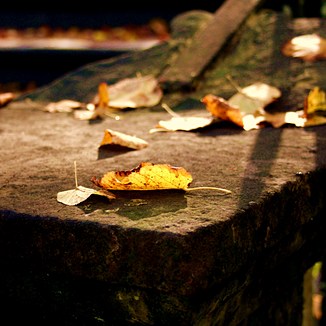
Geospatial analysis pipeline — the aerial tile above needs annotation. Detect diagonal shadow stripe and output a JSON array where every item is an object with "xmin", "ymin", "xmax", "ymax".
[{"xmin": 238, "ymin": 128, "xmax": 283, "ymax": 208}]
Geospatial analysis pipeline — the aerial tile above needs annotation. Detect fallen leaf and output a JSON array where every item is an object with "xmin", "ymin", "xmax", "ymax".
[
  {"xmin": 228, "ymin": 82, "xmax": 282, "ymax": 114},
  {"xmin": 44, "ymin": 76, "xmax": 162, "ymax": 122},
  {"xmin": 0, "ymin": 92, "xmax": 15, "ymax": 108},
  {"xmin": 150, "ymin": 102, "xmax": 216, "ymax": 133},
  {"xmin": 263, "ymin": 110, "xmax": 306, "ymax": 128},
  {"xmin": 302, "ymin": 87, "xmax": 326, "ymax": 127},
  {"xmin": 202, "ymin": 82, "xmax": 282, "ymax": 130},
  {"xmin": 304, "ymin": 114, "xmax": 326, "ymax": 127},
  {"xmin": 282, "ymin": 34, "xmax": 326, "ymax": 62},
  {"xmin": 202, "ymin": 94, "xmax": 245, "ymax": 128},
  {"xmin": 92, "ymin": 162, "xmax": 232, "ymax": 194},
  {"xmin": 304, "ymin": 87, "xmax": 326, "ymax": 117},
  {"xmin": 202, "ymin": 83, "xmax": 326, "ymax": 129},
  {"xmin": 98, "ymin": 81, "xmax": 110, "ymax": 108},
  {"xmin": 57, "ymin": 161, "xmax": 116, "ymax": 206},
  {"xmin": 57, "ymin": 185, "xmax": 116, "ymax": 206},
  {"xmin": 150, "ymin": 116, "xmax": 216, "ymax": 133},
  {"xmin": 93, "ymin": 74, "xmax": 163, "ymax": 109},
  {"xmin": 44, "ymin": 99, "xmax": 83, "ymax": 113},
  {"xmin": 99, "ymin": 128, "xmax": 149, "ymax": 149},
  {"xmin": 74, "ymin": 83, "xmax": 119, "ymax": 120},
  {"xmin": 73, "ymin": 108, "xmax": 100, "ymax": 120},
  {"xmin": 92, "ymin": 162, "xmax": 193, "ymax": 190}
]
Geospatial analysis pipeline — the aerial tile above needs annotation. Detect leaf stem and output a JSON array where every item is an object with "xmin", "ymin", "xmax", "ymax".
[
  {"xmin": 161, "ymin": 103, "xmax": 180, "ymax": 117},
  {"xmin": 186, "ymin": 186, "xmax": 232, "ymax": 194},
  {"xmin": 225, "ymin": 74, "xmax": 262, "ymax": 104},
  {"xmin": 74, "ymin": 161, "xmax": 78, "ymax": 188},
  {"xmin": 225, "ymin": 74, "xmax": 243, "ymax": 93}
]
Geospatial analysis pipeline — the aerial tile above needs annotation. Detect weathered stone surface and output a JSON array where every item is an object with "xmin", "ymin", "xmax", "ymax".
[{"xmin": 0, "ymin": 9, "xmax": 326, "ymax": 325}]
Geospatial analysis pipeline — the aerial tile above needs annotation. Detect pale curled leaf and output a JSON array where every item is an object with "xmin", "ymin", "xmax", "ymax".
[
  {"xmin": 282, "ymin": 34, "xmax": 326, "ymax": 62},
  {"xmin": 57, "ymin": 161, "xmax": 115, "ymax": 205},
  {"xmin": 228, "ymin": 82, "xmax": 281, "ymax": 114},
  {"xmin": 150, "ymin": 116, "xmax": 216, "ymax": 133},
  {"xmin": 57, "ymin": 185, "xmax": 116, "ymax": 206},
  {"xmin": 99, "ymin": 129, "xmax": 149, "ymax": 149},
  {"xmin": 44, "ymin": 99, "xmax": 83, "ymax": 113},
  {"xmin": 74, "ymin": 109, "xmax": 100, "ymax": 120}
]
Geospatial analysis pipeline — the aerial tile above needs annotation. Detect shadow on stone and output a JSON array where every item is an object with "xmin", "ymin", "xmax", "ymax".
[
  {"xmin": 78, "ymin": 190, "xmax": 188, "ymax": 220},
  {"xmin": 97, "ymin": 145, "xmax": 136, "ymax": 160}
]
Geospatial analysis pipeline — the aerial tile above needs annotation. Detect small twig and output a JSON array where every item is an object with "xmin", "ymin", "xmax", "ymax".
[
  {"xmin": 104, "ymin": 110, "xmax": 121, "ymax": 120},
  {"xmin": 186, "ymin": 186, "xmax": 232, "ymax": 195}
]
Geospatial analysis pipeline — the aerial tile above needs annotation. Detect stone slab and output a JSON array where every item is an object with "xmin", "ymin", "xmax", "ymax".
[{"xmin": 0, "ymin": 9, "xmax": 326, "ymax": 325}]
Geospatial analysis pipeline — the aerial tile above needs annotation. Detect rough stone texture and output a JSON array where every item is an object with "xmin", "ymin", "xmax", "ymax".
[{"xmin": 0, "ymin": 9, "xmax": 326, "ymax": 325}]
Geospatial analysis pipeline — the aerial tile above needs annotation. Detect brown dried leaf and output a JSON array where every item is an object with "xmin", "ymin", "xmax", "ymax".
[
  {"xmin": 201, "ymin": 94, "xmax": 245, "ymax": 128},
  {"xmin": 99, "ymin": 128, "xmax": 149, "ymax": 149},
  {"xmin": 98, "ymin": 82, "xmax": 110, "ymax": 108},
  {"xmin": 202, "ymin": 83, "xmax": 282, "ymax": 130},
  {"xmin": 74, "ymin": 83, "xmax": 120, "ymax": 120}
]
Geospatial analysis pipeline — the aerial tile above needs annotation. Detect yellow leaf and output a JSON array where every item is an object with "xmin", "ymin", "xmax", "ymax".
[
  {"xmin": 92, "ymin": 162, "xmax": 232, "ymax": 194},
  {"xmin": 92, "ymin": 162, "xmax": 193, "ymax": 190},
  {"xmin": 304, "ymin": 87, "xmax": 326, "ymax": 116},
  {"xmin": 304, "ymin": 115, "xmax": 326, "ymax": 127}
]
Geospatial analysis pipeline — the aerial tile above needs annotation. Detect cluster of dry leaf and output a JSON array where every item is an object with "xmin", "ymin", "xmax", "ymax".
[
  {"xmin": 1, "ymin": 33, "xmax": 325, "ymax": 206},
  {"xmin": 39, "ymin": 34, "xmax": 326, "ymax": 205}
]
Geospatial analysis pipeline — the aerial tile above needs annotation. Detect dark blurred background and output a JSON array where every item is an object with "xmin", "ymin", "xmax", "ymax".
[
  {"xmin": 0, "ymin": 1, "xmax": 324, "ymax": 27},
  {"xmin": 0, "ymin": 0, "xmax": 324, "ymax": 93}
]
